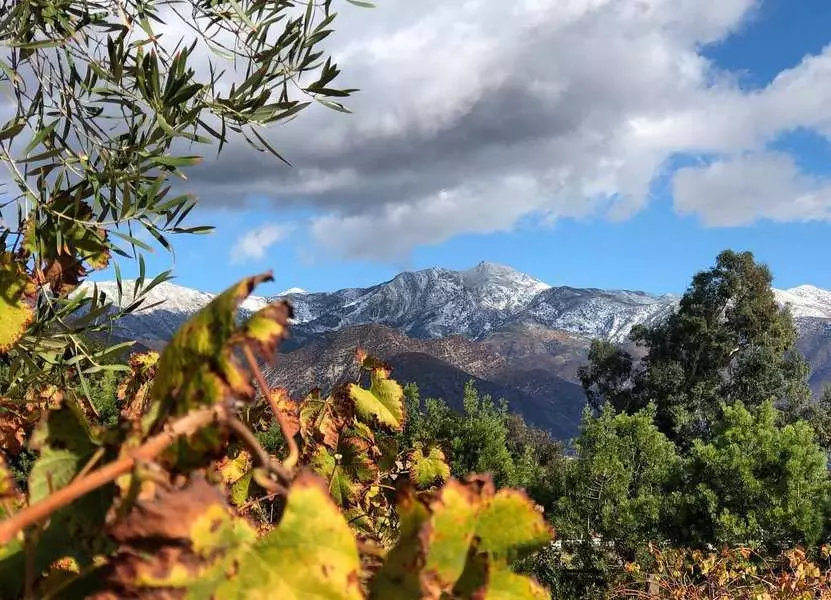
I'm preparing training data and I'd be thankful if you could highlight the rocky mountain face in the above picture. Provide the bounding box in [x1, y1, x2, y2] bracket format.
[80, 263, 831, 439]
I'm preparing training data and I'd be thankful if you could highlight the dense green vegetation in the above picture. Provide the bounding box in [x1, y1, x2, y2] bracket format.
[391, 250, 831, 597]
[2, 0, 831, 596]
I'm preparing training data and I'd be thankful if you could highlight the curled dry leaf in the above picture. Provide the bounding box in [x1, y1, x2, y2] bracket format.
[269, 388, 299, 439]
[0, 399, 42, 455]
[300, 389, 355, 450]
[22, 198, 110, 295]
[117, 351, 159, 422]
[89, 471, 363, 600]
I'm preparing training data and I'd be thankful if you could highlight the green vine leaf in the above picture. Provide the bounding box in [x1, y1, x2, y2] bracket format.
[236, 301, 292, 358]
[311, 431, 379, 507]
[476, 489, 552, 562]
[408, 445, 451, 489]
[371, 475, 552, 599]
[348, 366, 405, 431]
[0, 252, 35, 353]
[28, 403, 97, 503]
[151, 273, 273, 420]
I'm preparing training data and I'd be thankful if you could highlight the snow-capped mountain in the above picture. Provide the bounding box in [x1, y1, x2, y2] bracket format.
[774, 285, 831, 320]
[281, 261, 552, 339]
[75, 279, 268, 348]
[79, 263, 831, 349]
[75, 264, 831, 437]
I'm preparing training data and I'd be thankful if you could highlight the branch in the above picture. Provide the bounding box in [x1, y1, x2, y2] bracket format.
[0, 406, 221, 545]
[243, 343, 299, 470]
[225, 415, 290, 486]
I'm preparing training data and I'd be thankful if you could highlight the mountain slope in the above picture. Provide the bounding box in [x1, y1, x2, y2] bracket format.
[79, 264, 831, 435]
[262, 323, 586, 439]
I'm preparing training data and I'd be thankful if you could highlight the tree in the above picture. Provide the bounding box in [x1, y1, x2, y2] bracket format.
[543, 406, 680, 598]
[401, 381, 567, 496]
[556, 406, 680, 561]
[668, 401, 830, 550]
[580, 250, 812, 446]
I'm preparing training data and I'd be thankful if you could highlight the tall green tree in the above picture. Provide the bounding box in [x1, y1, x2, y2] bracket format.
[580, 250, 811, 445]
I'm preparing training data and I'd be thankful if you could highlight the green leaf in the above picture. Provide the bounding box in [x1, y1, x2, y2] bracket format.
[476, 489, 552, 561]
[235, 301, 292, 358]
[28, 403, 97, 503]
[150, 155, 203, 168]
[0, 118, 25, 142]
[485, 568, 550, 600]
[348, 366, 405, 431]
[371, 476, 553, 599]
[151, 273, 273, 419]
[409, 445, 450, 489]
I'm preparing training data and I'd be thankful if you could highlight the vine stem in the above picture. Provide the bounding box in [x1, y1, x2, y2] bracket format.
[0, 406, 221, 546]
[242, 343, 299, 471]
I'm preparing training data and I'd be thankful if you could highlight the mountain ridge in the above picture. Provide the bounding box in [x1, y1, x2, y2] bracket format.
[78, 262, 831, 439]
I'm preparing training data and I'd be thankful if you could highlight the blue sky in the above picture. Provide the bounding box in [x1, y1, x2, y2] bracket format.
[95, 0, 831, 296]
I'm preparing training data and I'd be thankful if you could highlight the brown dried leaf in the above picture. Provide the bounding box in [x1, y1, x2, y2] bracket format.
[270, 388, 299, 439]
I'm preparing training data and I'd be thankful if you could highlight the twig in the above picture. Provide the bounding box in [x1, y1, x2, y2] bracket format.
[242, 343, 299, 470]
[237, 490, 282, 512]
[225, 416, 290, 486]
[74, 446, 105, 481]
[0, 406, 221, 545]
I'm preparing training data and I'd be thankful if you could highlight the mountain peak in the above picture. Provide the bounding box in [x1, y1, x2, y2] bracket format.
[277, 287, 308, 296]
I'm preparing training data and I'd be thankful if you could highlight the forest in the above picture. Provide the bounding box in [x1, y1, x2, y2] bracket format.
[2, 0, 831, 598]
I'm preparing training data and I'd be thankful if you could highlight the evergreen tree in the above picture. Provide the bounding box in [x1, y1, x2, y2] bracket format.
[668, 401, 830, 550]
[579, 250, 812, 445]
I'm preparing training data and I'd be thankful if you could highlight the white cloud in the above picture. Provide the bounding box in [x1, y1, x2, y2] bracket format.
[170, 0, 831, 259]
[230, 223, 293, 264]
[673, 153, 831, 226]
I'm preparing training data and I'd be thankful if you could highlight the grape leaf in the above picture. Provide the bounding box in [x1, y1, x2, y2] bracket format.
[270, 387, 300, 439]
[151, 273, 272, 419]
[408, 445, 450, 489]
[300, 389, 354, 449]
[371, 475, 552, 599]
[117, 351, 159, 421]
[90, 471, 362, 599]
[236, 301, 292, 359]
[348, 366, 405, 431]
[0, 252, 35, 353]
[476, 488, 552, 561]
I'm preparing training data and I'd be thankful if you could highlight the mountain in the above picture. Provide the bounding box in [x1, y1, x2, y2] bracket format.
[261, 323, 586, 439]
[79, 263, 831, 438]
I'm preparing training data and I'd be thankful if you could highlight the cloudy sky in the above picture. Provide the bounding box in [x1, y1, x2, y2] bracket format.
[101, 0, 831, 294]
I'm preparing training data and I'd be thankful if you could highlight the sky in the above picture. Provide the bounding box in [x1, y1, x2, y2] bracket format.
[88, 0, 831, 295]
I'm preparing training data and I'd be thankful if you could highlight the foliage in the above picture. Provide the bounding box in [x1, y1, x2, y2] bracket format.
[616, 545, 831, 599]
[579, 250, 812, 446]
[541, 406, 680, 598]
[402, 381, 564, 492]
[0, 0, 360, 394]
[668, 401, 830, 551]
[0, 276, 552, 598]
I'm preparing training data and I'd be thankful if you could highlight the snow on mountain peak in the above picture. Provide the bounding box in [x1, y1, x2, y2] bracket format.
[276, 287, 308, 297]
[774, 285, 831, 319]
